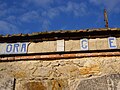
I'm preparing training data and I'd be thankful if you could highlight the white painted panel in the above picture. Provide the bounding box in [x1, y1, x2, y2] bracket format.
[57, 40, 64, 51]
[0, 43, 29, 55]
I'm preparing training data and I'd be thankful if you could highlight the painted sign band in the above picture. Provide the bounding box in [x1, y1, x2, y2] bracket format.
[0, 37, 118, 55]
[0, 43, 29, 55]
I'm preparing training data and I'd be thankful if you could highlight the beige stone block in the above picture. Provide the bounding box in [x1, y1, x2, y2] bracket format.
[56, 64, 80, 78]
[65, 40, 80, 51]
[28, 41, 56, 53]
[79, 65, 100, 75]
[79, 59, 101, 75]
[33, 67, 52, 77]
[15, 80, 47, 90]
[96, 38, 109, 50]
[101, 63, 120, 74]
[117, 38, 120, 49]
[42, 61, 51, 67]
[16, 79, 69, 90]
[89, 39, 97, 50]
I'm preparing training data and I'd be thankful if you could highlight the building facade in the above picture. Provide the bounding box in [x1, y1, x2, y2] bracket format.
[0, 28, 120, 90]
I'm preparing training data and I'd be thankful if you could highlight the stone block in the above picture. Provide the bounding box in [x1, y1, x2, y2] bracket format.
[33, 67, 52, 77]
[89, 39, 97, 50]
[16, 79, 69, 90]
[15, 80, 46, 90]
[56, 64, 79, 78]
[28, 41, 56, 53]
[76, 74, 120, 90]
[0, 74, 14, 90]
[65, 40, 80, 51]
[96, 38, 108, 50]
[117, 38, 120, 49]
[24, 82, 46, 90]
[79, 65, 100, 75]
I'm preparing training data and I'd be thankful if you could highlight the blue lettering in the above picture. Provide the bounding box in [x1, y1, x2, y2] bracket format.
[21, 43, 26, 52]
[5, 43, 28, 54]
[82, 40, 87, 49]
[80, 39, 88, 50]
[13, 44, 19, 52]
[6, 44, 12, 53]
[108, 37, 117, 49]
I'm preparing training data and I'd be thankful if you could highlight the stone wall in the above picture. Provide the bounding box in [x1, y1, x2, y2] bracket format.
[0, 56, 120, 90]
[0, 36, 120, 90]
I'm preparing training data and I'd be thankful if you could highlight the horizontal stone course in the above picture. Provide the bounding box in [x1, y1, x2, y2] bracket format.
[27, 37, 120, 54]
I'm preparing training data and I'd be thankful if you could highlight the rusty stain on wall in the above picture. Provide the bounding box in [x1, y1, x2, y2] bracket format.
[25, 82, 46, 90]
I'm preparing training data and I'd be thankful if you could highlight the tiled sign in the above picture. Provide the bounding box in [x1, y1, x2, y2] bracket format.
[0, 43, 29, 55]
[80, 39, 89, 51]
[108, 37, 117, 49]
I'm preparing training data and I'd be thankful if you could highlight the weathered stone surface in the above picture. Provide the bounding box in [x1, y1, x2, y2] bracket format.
[16, 79, 69, 90]
[33, 67, 52, 77]
[28, 41, 56, 53]
[79, 59, 100, 75]
[0, 57, 120, 89]
[25, 82, 46, 90]
[89, 39, 97, 50]
[0, 74, 14, 90]
[0, 57, 120, 79]
[65, 40, 80, 51]
[42, 61, 51, 67]
[117, 38, 120, 48]
[48, 79, 69, 90]
[56, 64, 80, 78]
[76, 74, 120, 90]
[96, 38, 108, 50]
[79, 65, 100, 76]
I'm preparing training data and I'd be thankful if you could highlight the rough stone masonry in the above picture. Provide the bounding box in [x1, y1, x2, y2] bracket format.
[0, 28, 120, 90]
[1, 57, 120, 90]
